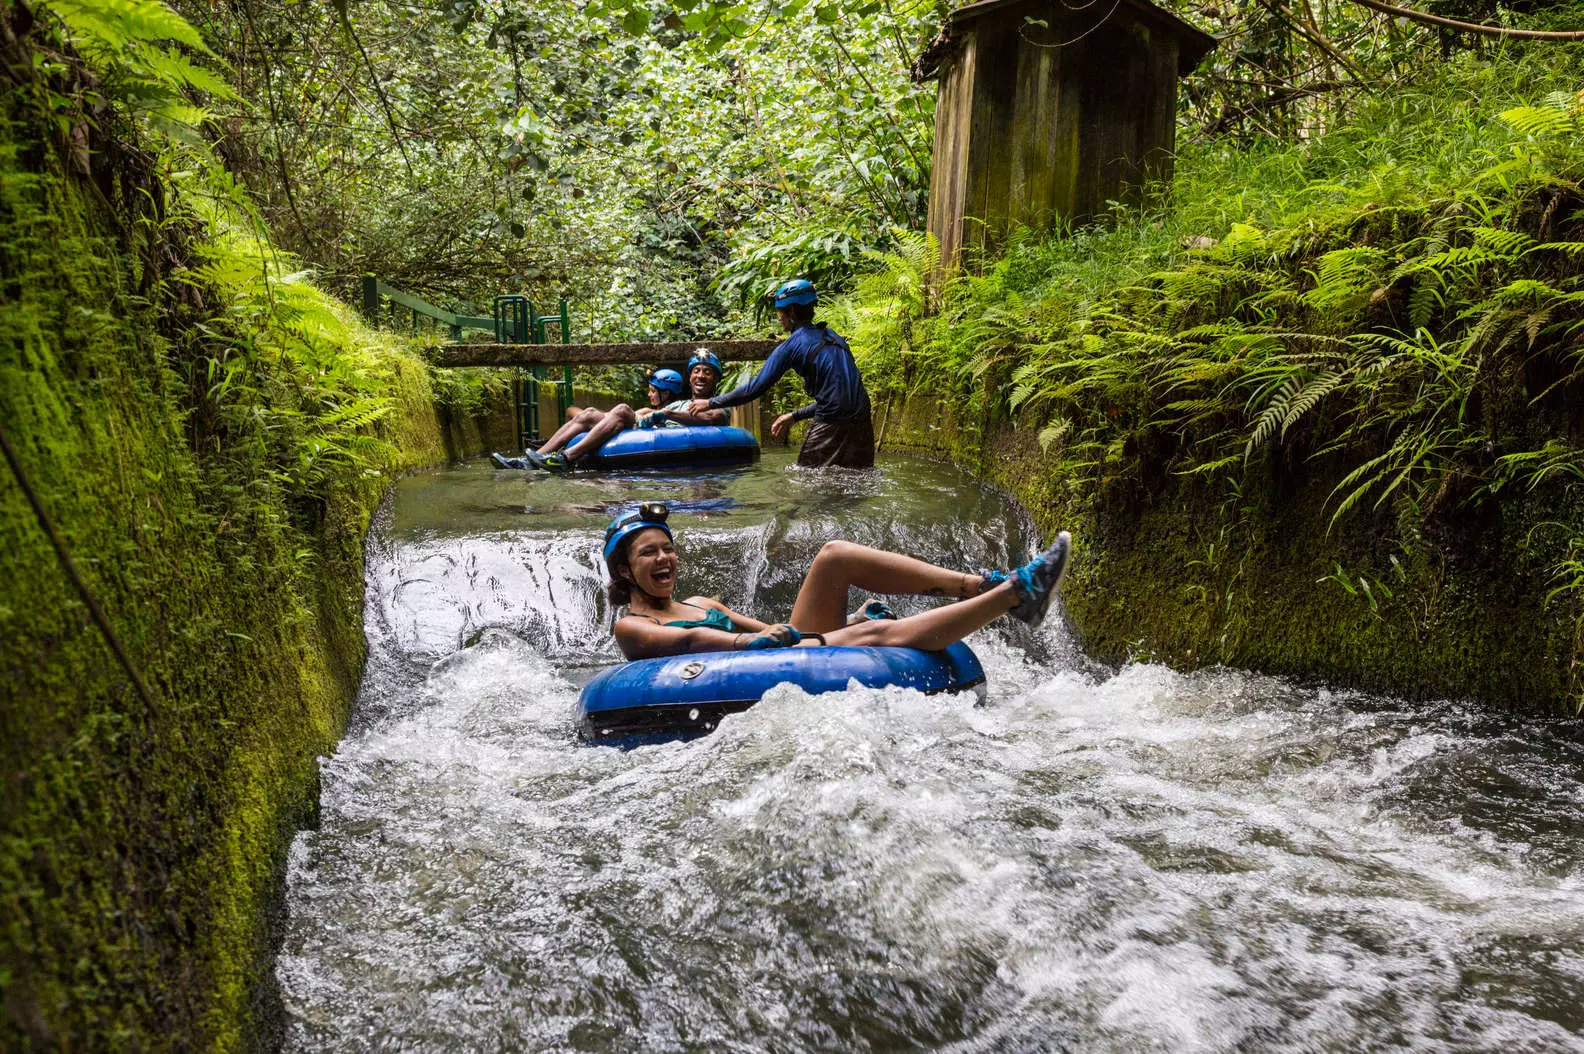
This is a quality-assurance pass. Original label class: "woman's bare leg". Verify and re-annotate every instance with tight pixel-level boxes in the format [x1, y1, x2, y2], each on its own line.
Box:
[788, 540, 991, 633]
[819, 583, 1019, 651]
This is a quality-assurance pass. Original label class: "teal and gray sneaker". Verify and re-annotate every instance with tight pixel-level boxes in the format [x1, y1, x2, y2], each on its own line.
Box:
[489, 452, 525, 470]
[522, 449, 550, 470]
[1008, 531, 1072, 624]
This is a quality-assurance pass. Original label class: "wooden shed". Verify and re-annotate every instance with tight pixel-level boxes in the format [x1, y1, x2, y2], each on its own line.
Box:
[916, 0, 1216, 271]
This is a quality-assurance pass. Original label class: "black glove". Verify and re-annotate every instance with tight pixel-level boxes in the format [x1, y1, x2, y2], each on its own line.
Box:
[739, 624, 801, 650]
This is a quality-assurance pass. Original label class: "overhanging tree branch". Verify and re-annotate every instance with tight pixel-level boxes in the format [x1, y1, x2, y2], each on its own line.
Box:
[335, 7, 416, 179]
[1344, 0, 1584, 40]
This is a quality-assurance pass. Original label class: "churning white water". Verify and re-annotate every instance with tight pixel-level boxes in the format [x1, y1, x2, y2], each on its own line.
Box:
[278, 449, 1584, 1051]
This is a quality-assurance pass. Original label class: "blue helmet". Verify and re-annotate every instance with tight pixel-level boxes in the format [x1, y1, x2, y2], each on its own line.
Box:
[648, 368, 685, 396]
[603, 502, 672, 570]
[686, 348, 722, 378]
[773, 278, 818, 308]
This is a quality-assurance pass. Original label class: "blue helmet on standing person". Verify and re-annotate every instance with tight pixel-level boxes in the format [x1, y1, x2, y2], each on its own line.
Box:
[773, 279, 818, 308]
[648, 368, 685, 397]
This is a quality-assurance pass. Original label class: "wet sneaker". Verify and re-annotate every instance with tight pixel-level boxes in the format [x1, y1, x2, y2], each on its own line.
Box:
[541, 451, 572, 472]
[847, 598, 897, 624]
[489, 452, 525, 470]
[1008, 531, 1071, 624]
[522, 449, 550, 470]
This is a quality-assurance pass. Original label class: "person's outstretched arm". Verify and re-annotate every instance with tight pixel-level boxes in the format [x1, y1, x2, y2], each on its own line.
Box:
[689, 345, 792, 413]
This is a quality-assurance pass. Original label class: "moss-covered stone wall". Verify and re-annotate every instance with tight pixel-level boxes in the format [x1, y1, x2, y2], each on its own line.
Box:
[0, 43, 510, 1050]
[879, 393, 1582, 710]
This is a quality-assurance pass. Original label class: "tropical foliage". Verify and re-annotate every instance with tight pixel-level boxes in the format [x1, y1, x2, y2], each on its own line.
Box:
[155, 0, 1584, 333]
[830, 66, 1584, 676]
[160, 0, 939, 339]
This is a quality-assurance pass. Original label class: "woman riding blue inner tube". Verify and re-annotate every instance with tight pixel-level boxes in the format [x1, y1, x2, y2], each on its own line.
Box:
[582, 503, 1072, 741]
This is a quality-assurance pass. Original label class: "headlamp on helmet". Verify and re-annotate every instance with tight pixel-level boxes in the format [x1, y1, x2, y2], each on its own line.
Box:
[603, 502, 672, 567]
[686, 348, 723, 378]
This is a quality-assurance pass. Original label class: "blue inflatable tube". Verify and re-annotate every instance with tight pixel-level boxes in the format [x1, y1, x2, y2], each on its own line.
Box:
[571, 425, 759, 470]
[578, 642, 986, 747]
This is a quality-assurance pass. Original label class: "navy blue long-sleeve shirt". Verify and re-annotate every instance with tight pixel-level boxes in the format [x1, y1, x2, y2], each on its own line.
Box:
[707, 323, 871, 424]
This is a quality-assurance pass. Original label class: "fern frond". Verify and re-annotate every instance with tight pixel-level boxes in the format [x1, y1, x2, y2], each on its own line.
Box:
[1470, 226, 1535, 257]
[1037, 417, 1072, 451]
[1499, 103, 1579, 138]
[127, 41, 236, 98]
[50, 0, 209, 52]
[1245, 374, 1303, 458]
[1525, 240, 1584, 260]
[1281, 371, 1343, 438]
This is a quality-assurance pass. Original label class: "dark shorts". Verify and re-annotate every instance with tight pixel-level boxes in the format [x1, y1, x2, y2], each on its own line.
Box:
[797, 416, 875, 469]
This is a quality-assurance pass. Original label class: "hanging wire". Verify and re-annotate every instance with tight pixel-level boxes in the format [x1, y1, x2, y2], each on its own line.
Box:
[1018, 0, 1126, 49]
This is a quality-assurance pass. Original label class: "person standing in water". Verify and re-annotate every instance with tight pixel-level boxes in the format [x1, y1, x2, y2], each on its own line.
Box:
[687, 279, 874, 468]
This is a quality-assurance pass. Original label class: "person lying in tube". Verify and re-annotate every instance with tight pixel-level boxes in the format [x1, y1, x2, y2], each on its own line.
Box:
[498, 351, 732, 472]
[603, 502, 1072, 660]
[491, 368, 685, 471]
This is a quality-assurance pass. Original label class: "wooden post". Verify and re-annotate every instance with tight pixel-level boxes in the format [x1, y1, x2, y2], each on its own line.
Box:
[919, 0, 1215, 286]
[730, 399, 762, 441]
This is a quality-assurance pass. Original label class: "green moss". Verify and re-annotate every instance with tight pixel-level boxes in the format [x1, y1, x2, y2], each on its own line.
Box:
[0, 65, 509, 1054]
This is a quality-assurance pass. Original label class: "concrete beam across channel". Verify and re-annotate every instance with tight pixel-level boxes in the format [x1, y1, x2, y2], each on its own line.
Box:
[432, 339, 780, 368]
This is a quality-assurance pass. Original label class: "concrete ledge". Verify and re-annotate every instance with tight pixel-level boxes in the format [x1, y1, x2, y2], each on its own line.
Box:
[432, 339, 779, 368]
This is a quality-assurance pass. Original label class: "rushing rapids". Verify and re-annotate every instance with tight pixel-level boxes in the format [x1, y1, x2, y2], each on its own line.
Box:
[277, 448, 1584, 1051]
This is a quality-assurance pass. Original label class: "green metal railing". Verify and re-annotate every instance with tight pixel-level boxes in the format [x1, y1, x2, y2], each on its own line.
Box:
[360, 277, 496, 339]
[493, 295, 574, 448]
[359, 277, 578, 447]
